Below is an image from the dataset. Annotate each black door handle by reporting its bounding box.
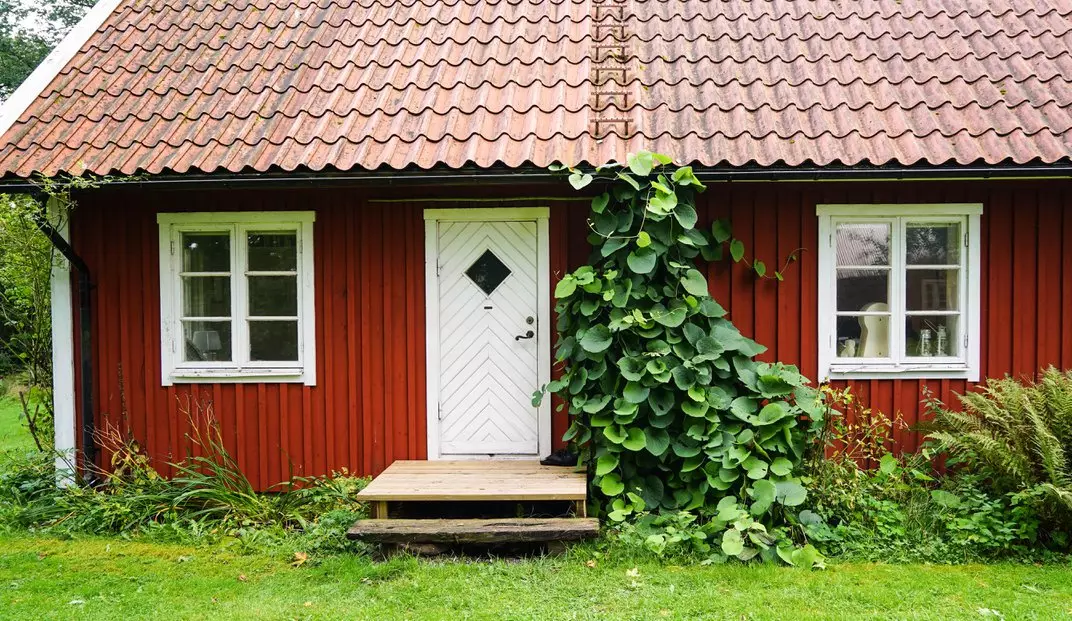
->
[515,330,535,341]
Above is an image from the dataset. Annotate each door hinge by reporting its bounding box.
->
[964,333,969,349]
[437,403,443,420]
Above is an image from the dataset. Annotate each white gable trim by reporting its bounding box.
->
[0,0,124,142]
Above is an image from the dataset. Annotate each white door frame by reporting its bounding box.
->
[423,207,552,460]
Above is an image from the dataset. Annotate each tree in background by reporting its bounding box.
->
[0,0,90,100]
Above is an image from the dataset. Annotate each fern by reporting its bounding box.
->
[926,367,1072,527]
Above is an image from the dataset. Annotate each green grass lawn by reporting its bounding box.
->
[0,534,1070,620]
[0,396,34,453]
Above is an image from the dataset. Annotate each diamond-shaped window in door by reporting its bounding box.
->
[465,249,511,295]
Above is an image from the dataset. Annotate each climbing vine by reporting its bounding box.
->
[539,151,824,563]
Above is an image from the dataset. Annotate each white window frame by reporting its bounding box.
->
[817,204,982,381]
[157,211,316,385]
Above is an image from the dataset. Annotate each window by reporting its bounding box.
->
[158,212,316,385]
[817,204,981,380]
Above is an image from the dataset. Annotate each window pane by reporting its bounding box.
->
[248,232,297,272]
[906,315,959,357]
[836,223,890,266]
[182,233,230,272]
[837,314,891,358]
[183,320,232,362]
[248,276,297,316]
[907,223,961,265]
[249,321,298,361]
[182,276,230,317]
[907,269,959,311]
[837,269,888,312]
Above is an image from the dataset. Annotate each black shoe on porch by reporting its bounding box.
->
[540,449,578,467]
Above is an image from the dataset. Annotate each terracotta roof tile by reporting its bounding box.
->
[1,0,1071,177]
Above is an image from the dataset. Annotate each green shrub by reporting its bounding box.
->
[540,152,821,563]
[925,367,1072,538]
[0,404,369,554]
[802,385,1058,562]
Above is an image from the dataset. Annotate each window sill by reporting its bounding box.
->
[164,368,314,386]
[824,364,977,382]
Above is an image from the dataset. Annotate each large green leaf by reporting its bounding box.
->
[644,428,670,456]
[599,473,625,496]
[730,238,745,262]
[568,171,593,189]
[623,381,650,404]
[722,528,745,556]
[600,236,629,257]
[652,304,687,328]
[671,365,697,390]
[729,397,756,421]
[627,151,654,176]
[603,424,627,444]
[757,402,791,425]
[673,202,698,229]
[622,427,647,451]
[711,219,732,243]
[554,278,576,298]
[770,457,793,477]
[591,192,610,213]
[680,268,708,296]
[627,247,657,274]
[649,191,677,215]
[775,481,807,507]
[580,325,613,353]
[648,389,675,416]
[595,452,619,476]
[617,357,646,381]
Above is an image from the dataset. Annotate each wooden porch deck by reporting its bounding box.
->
[349,460,597,548]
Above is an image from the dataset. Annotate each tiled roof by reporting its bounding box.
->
[1,0,1071,177]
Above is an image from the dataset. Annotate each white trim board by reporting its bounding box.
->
[47,198,76,484]
[0,0,123,140]
[423,207,552,460]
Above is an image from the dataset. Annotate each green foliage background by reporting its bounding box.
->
[0,0,89,100]
[542,152,822,562]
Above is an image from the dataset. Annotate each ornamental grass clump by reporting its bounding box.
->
[539,152,822,564]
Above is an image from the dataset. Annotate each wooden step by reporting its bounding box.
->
[356,460,587,502]
[347,518,600,544]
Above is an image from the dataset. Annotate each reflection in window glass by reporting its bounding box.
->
[183,320,232,362]
[247,233,297,271]
[836,223,890,266]
[248,276,297,316]
[836,269,889,312]
[249,321,299,361]
[182,276,230,317]
[906,223,960,265]
[182,233,230,272]
[837,313,891,358]
[906,269,959,311]
[905,315,959,358]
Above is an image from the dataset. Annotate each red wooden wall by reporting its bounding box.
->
[69,180,1072,488]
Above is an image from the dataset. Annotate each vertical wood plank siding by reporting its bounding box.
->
[69,181,1072,488]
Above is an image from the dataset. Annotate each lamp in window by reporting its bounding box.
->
[192,330,222,361]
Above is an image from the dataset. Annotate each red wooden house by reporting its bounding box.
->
[0,0,1070,489]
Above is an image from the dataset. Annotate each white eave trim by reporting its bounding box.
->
[0,0,124,141]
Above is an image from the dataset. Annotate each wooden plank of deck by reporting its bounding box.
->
[356,460,587,501]
[347,518,599,543]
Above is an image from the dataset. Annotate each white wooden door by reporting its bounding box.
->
[435,220,541,456]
